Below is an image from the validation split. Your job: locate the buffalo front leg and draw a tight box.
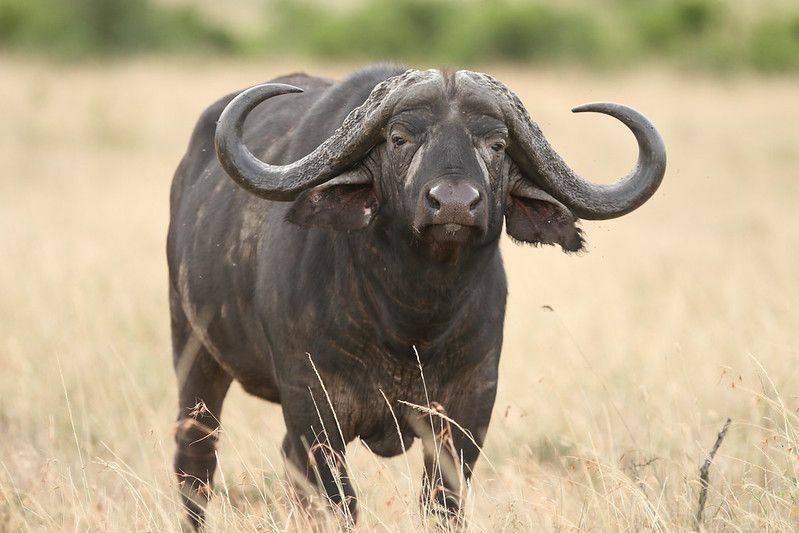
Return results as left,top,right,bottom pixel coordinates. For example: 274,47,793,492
281,394,357,526
413,400,492,523
173,342,232,530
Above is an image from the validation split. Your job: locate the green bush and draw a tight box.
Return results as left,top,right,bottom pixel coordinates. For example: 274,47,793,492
634,0,724,50
264,0,799,72
620,0,745,69
299,0,454,59
0,0,236,57
2,0,799,72
266,0,605,65
446,4,603,64
748,16,799,72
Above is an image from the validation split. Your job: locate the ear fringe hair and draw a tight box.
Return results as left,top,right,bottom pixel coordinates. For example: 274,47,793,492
507,225,586,254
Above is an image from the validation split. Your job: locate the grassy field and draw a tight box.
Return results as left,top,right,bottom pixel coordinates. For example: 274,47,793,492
0,57,798,531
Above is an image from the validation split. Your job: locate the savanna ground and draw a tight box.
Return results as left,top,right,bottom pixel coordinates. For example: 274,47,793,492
1,57,798,531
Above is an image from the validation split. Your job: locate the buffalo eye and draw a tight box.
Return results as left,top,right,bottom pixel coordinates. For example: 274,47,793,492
490,140,506,153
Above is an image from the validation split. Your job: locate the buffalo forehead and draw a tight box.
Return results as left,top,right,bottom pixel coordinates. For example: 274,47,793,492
453,70,505,119
390,69,504,125
390,70,447,115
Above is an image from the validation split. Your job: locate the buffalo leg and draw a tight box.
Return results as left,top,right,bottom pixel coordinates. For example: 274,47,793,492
173,342,232,529
416,401,491,522
281,402,357,525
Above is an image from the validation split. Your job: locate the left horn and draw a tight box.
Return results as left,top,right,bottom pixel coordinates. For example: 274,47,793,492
215,69,441,201
215,83,307,201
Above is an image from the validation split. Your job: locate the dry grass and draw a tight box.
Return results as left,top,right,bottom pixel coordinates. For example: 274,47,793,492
1,56,798,531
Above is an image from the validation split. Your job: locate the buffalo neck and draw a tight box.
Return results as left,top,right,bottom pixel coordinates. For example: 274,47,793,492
343,226,504,360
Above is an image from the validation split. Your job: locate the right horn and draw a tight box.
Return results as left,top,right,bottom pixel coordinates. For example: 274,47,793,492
465,72,666,220
214,69,439,202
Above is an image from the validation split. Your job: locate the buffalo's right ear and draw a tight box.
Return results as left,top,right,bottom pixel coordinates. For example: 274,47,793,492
286,170,378,231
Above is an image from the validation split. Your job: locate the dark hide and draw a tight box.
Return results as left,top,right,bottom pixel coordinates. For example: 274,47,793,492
167,64,581,528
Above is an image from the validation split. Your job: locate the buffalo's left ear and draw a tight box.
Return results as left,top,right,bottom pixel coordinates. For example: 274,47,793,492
286,170,378,231
505,179,584,252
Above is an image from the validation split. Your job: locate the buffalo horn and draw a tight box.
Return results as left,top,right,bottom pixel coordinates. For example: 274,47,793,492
465,72,666,220
214,70,438,201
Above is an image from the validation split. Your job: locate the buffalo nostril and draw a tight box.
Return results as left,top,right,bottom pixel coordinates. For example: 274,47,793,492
427,191,441,210
427,185,443,210
469,193,483,211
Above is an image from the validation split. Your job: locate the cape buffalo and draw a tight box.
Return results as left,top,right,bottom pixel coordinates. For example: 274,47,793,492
167,64,666,527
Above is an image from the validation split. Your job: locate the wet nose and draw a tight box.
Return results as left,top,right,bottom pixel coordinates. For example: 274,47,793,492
425,180,484,225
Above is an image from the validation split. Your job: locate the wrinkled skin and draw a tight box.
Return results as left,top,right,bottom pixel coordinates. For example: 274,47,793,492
168,65,586,528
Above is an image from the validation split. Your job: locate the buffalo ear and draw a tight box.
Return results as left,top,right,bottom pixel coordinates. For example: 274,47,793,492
286,171,378,231
505,179,584,252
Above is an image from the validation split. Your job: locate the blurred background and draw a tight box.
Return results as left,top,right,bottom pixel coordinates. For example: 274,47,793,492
1,1,799,531
1,0,798,70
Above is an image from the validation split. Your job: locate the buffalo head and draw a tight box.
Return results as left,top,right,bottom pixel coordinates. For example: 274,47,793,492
215,69,666,255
